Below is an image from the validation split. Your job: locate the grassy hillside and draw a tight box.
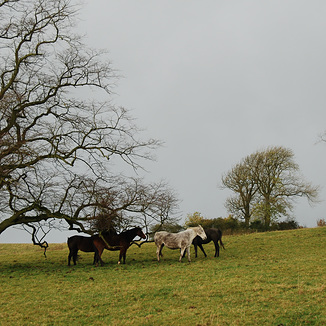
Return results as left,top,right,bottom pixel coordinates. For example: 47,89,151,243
0,227,325,325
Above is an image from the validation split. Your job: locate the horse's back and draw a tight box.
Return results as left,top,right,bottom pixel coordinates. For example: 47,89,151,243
154,229,193,249
206,228,222,239
67,235,79,248
68,235,94,252
154,230,183,241
194,228,221,244
154,231,169,244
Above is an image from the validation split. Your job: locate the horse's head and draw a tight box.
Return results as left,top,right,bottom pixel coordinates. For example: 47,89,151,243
197,225,207,240
136,227,146,240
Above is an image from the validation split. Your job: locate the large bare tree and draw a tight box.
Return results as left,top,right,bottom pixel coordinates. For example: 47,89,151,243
222,146,319,228
0,0,179,245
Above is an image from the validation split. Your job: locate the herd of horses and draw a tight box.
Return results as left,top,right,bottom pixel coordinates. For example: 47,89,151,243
67,226,225,266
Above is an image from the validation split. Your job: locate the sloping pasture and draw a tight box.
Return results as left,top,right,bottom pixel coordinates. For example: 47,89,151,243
0,227,325,325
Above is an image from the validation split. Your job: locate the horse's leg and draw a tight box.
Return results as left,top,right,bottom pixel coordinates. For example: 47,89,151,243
179,247,187,262
156,245,161,261
98,248,105,266
194,243,198,258
73,249,78,265
186,246,191,262
156,245,160,262
118,248,126,264
93,252,98,265
92,245,101,265
68,250,72,266
156,244,163,262
214,240,220,257
94,246,104,267
122,248,127,264
159,244,164,257
92,239,105,267
198,243,207,257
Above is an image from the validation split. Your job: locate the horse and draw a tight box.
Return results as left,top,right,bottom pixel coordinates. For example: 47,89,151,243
154,225,207,262
67,235,99,266
193,228,225,258
92,227,146,265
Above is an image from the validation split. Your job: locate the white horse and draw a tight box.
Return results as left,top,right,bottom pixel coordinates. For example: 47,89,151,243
154,225,207,262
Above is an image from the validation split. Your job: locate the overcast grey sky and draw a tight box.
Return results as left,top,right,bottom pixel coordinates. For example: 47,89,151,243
1,0,326,243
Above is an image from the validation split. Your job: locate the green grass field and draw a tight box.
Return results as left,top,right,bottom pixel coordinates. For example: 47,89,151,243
1,227,325,325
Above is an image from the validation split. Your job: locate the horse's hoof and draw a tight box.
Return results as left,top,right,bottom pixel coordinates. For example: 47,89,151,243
118,261,121,264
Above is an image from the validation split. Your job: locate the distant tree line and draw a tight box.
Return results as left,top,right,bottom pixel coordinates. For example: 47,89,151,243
184,212,300,234
150,212,301,239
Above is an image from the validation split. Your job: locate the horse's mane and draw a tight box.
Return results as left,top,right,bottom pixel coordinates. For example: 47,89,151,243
100,227,140,237
120,227,140,235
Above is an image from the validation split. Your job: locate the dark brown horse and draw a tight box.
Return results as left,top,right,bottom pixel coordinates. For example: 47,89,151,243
93,227,146,265
67,235,99,266
193,228,225,258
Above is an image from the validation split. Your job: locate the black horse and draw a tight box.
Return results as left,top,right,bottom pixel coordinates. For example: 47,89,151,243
92,227,146,265
67,235,99,266
67,227,146,266
193,228,225,258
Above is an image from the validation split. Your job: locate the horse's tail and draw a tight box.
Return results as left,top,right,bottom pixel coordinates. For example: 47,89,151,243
218,229,225,250
67,237,72,249
67,236,79,256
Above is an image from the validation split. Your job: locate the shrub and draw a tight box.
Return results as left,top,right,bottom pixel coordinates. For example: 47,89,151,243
277,219,299,230
317,218,326,227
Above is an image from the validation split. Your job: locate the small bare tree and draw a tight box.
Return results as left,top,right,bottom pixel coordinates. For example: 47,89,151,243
87,178,180,235
221,154,258,227
222,146,319,228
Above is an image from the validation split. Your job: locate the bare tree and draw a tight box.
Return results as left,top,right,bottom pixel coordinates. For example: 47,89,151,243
0,0,177,244
252,147,319,227
87,178,180,232
221,155,258,227
221,146,319,228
